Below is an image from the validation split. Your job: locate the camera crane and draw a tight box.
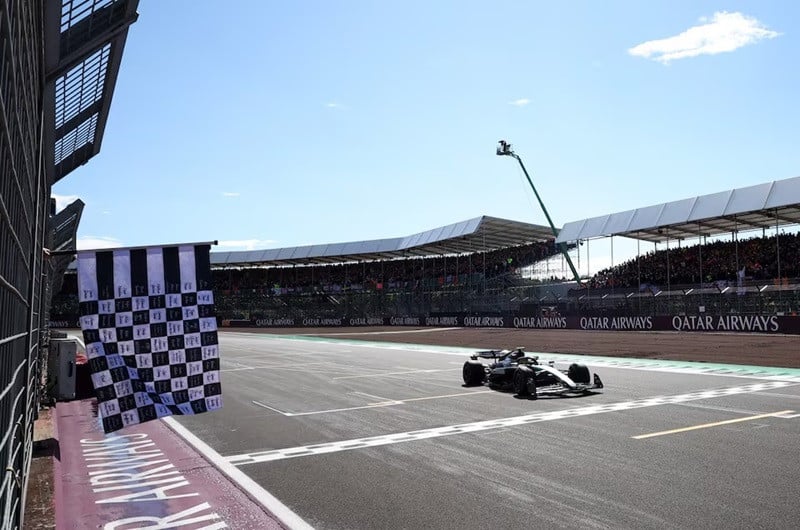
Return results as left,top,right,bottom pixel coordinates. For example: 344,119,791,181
496,140,582,285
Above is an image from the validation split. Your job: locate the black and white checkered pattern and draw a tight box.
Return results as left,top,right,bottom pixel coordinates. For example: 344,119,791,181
77,244,222,433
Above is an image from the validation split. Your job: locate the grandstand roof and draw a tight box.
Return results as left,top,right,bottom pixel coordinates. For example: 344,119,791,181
211,216,556,267
49,199,85,295
555,176,800,244
51,199,85,254
45,0,139,183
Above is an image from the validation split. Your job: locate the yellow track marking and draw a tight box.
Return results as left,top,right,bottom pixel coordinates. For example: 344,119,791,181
633,410,794,439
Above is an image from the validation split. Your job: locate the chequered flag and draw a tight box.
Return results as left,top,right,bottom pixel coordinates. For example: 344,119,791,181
77,244,222,433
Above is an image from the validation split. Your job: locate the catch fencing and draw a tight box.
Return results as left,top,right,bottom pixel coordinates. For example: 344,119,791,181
0,1,50,527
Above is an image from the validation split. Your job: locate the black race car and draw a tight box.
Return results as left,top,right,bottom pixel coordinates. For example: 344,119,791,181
462,347,604,398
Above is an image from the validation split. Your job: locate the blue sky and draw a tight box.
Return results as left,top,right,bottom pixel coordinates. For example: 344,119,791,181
52,1,798,274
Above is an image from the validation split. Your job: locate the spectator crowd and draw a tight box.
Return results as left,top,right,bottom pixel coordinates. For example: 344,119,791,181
588,233,800,289
48,234,800,320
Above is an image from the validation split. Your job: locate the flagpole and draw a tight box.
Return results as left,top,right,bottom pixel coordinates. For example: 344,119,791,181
47,240,219,257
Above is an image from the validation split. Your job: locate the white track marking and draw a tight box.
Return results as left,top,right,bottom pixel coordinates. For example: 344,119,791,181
351,391,400,403
251,361,336,369
370,390,492,405
284,402,399,417
226,381,793,465
222,367,257,372
161,417,313,530
252,401,290,415
379,375,467,391
333,368,458,380
257,390,494,417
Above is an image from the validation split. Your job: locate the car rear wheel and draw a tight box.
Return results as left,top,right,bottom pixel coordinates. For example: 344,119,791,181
513,366,536,397
567,363,591,384
462,361,486,386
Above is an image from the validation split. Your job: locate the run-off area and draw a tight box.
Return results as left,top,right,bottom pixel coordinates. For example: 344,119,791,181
173,332,800,530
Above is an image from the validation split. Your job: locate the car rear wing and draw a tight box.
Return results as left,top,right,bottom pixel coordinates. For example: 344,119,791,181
471,349,507,360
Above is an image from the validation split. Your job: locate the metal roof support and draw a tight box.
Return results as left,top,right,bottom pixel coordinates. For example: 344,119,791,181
45,0,140,183
698,222,704,308
51,2,138,79
666,229,671,297
775,209,781,305
734,216,741,308
637,235,642,314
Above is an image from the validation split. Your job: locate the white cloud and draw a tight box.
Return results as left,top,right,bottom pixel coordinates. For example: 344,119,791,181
76,236,122,250
325,102,347,109
509,98,530,107
222,192,240,197
217,239,277,251
629,11,779,64
51,193,80,213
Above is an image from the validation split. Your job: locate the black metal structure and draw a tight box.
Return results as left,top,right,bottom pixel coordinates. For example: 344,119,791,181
0,1,137,526
496,140,582,283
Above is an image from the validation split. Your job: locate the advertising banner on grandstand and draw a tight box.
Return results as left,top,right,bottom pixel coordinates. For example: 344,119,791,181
226,312,800,334
76,244,223,433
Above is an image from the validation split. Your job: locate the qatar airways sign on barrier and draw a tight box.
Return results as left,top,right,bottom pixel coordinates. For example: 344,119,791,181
668,314,780,332
56,313,800,334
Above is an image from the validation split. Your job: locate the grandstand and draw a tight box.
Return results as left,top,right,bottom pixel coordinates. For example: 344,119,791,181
203,175,800,324
50,177,800,329
53,216,568,322
556,176,800,318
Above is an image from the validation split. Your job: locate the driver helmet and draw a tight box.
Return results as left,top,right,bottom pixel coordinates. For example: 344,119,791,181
510,347,525,360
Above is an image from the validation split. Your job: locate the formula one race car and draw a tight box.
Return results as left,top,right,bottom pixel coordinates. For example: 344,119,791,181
462,347,604,398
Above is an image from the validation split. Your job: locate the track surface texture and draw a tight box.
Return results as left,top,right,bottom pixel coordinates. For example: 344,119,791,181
173,329,800,530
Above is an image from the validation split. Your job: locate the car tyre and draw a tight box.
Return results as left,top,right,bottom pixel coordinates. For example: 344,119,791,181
513,366,536,397
567,363,591,384
462,361,486,386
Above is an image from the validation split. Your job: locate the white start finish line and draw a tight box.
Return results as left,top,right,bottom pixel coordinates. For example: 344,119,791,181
227,380,794,466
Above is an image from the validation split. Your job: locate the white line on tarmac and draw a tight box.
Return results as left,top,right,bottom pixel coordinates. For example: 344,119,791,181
284,402,399,417
247,361,338,370
333,368,459,380
252,401,290,415
253,389,493,417
162,417,314,530
369,390,492,405
226,381,794,466
351,391,400,403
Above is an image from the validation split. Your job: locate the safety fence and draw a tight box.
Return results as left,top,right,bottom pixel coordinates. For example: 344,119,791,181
0,1,50,527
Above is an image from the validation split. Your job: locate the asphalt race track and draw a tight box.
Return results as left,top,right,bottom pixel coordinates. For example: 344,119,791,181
174,331,800,530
